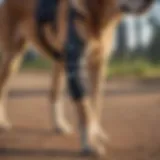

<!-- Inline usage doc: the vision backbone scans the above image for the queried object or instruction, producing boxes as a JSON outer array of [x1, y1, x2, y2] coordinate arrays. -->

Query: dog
[[0, 0, 154, 156]]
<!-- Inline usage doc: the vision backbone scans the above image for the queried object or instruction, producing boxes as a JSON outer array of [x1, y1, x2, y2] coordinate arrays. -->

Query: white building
[[113, 1, 160, 51]]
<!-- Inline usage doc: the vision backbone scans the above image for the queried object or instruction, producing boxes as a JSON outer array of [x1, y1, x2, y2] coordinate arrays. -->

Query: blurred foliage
[[21, 54, 160, 79], [22, 55, 52, 71], [147, 17, 160, 63], [108, 57, 160, 78]]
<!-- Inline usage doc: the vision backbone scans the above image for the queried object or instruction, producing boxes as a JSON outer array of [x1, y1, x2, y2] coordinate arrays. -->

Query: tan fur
[[0, 0, 153, 156], [0, 0, 70, 131]]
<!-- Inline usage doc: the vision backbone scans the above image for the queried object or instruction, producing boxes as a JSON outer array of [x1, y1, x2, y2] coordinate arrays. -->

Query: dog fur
[[0, 0, 154, 156]]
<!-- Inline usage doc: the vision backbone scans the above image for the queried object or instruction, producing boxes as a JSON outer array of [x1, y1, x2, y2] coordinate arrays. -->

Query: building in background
[[114, 0, 160, 55]]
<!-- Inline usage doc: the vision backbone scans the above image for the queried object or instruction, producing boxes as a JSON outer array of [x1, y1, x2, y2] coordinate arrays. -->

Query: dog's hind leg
[[0, 52, 23, 130], [0, 5, 26, 130], [50, 61, 73, 134]]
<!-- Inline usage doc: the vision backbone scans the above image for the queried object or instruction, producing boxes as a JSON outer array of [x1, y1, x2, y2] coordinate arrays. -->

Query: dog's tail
[[35, 0, 63, 61], [36, 22, 63, 61]]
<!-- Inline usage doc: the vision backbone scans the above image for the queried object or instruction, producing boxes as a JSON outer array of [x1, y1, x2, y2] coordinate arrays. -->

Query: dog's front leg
[[65, 39, 107, 156]]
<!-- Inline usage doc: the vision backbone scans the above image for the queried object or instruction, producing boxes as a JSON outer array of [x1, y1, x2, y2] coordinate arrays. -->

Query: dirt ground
[[0, 72, 160, 160]]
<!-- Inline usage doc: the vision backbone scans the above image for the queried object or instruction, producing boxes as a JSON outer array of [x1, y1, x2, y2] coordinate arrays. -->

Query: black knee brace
[[65, 45, 85, 100], [65, 7, 86, 100]]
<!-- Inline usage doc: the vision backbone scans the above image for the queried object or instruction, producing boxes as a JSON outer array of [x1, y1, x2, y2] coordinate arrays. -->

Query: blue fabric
[[36, 0, 58, 29], [64, 7, 86, 100], [35, 0, 63, 60]]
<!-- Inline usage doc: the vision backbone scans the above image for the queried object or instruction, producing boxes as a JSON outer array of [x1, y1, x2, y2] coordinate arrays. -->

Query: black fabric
[[64, 6, 86, 100], [36, 0, 59, 30], [35, 0, 63, 61]]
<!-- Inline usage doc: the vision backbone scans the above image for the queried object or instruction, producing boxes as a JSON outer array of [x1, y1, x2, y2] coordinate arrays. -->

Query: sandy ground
[[0, 72, 160, 160]]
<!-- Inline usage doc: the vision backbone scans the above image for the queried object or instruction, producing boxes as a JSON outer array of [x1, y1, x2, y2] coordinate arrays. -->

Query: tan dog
[[0, 0, 154, 156]]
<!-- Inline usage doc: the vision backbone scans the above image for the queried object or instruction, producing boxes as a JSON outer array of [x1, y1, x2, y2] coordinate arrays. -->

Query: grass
[[22, 56, 52, 71], [21, 56, 160, 79], [108, 58, 160, 79]]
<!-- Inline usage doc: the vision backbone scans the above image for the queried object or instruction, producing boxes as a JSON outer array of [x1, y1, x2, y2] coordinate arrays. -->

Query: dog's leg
[[26, 20, 72, 134], [0, 53, 23, 130], [87, 19, 119, 122], [0, 5, 25, 130], [65, 43, 106, 156], [86, 50, 107, 146], [87, 51, 106, 122], [50, 61, 73, 134]]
